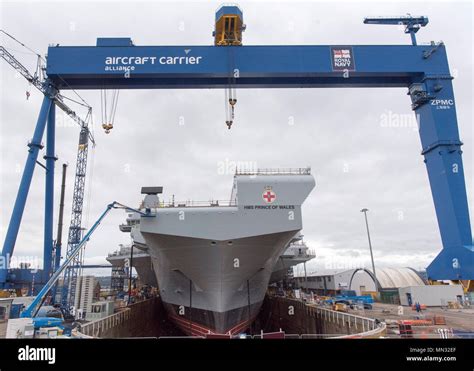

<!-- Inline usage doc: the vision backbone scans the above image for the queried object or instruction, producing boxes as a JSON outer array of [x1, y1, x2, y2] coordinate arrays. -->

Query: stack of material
[[447, 301, 462, 309], [433, 315, 446, 325], [399, 319, 432, 326]]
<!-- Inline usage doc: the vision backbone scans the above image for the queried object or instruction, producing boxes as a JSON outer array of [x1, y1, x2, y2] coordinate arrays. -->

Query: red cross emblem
[[262, 189, 276, 203]]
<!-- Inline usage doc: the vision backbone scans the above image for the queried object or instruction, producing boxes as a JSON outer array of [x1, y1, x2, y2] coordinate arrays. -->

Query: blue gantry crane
[[1, 3, 472, 307], [0, 38, 95, 298]]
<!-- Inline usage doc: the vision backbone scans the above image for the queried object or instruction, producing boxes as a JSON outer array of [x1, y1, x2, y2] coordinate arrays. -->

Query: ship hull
[[270, 255, 314, 283], [107, 251, 158, 287], [163, 301, 263, 336], [144, 231, 298, 335]]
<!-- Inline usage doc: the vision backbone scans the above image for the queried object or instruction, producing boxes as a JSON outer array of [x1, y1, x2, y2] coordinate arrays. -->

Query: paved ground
[[0, 321, 7, 338], [349, 302, 474, 337]]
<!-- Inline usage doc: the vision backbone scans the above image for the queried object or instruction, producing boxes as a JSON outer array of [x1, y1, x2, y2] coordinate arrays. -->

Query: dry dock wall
[[79, 296, 385, 338], [258, 296, 386, 338], [79, 297, 176, 338]]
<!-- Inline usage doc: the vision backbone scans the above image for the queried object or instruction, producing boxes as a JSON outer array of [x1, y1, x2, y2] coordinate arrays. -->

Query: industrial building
[[294, 267, 468, 307], [350, 267, 426, 297], [294, 269, 360, 295], [399, 285, 464, 307], [294, 267, 426, 296], [73, 276, 101, 319]]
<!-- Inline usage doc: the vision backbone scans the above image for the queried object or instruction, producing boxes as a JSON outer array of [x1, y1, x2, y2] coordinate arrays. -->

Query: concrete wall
[[399, 285, 464, 306], [257, 296, 385, 338], [78, 296, 386, 338], [78, 297, 181, 338]]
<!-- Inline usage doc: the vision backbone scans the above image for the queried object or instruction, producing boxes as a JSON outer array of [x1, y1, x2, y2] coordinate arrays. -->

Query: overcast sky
[[0, 0, 472, 277]]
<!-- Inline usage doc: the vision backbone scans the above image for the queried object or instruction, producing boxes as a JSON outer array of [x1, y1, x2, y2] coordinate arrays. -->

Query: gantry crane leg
[[0, 92, 54, 288]]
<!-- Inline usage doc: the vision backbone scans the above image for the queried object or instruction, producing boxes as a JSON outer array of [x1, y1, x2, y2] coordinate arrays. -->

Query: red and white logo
[[333, 49, 351, 59], [262, 188, 276, 204]]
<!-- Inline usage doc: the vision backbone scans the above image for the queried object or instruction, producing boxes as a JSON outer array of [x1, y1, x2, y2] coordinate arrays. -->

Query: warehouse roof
[[350, 267, 426, 289], [375, 267, 426, 288]]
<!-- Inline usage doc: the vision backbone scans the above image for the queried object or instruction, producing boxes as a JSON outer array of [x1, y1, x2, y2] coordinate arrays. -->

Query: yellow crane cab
[[213, 5, 246, 46]]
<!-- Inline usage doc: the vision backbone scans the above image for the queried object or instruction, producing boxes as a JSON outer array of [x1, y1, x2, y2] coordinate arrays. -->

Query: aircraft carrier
[[108, 219, 315, 291], [120, 168, 315, 335]]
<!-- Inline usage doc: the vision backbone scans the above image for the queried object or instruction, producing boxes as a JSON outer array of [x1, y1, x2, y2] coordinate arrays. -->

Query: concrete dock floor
[[349, 302, 474, 337]]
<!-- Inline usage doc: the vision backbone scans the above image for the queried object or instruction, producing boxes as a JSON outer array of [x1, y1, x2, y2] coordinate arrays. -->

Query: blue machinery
[[20, 202, 151, 318], [363, 16, 429, 46], [0, 44, 95, 303], [1, 5, 473, 301]]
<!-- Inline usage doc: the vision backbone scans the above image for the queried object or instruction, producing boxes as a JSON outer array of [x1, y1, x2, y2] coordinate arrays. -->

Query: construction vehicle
[[2, 202, 152, 339]]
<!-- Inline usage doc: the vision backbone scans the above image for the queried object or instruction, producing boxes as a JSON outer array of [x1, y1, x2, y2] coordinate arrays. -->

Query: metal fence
[[160, 199, 237, 208], [305, 304, 386, 338], [235, 167, 311, 176]]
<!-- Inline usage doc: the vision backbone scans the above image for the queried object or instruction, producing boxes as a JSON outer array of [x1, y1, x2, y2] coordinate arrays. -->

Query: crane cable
[[110, 90, 120, 124], [100, 89, 120, 134], [225, 88, 231, 127], [0, 29, 45, 62], [225, 48, 237, 129], [1, 29, 45, 99], [1, 29, 93, 118]]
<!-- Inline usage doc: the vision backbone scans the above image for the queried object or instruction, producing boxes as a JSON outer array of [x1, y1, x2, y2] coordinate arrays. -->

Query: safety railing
[[235, 167, 311, 176], [107, 247, 151, 258], [159, 199, 237, 208], [78, 308, 131, 338], [281, 244, 316, 258], [305, 304, 386, 338]]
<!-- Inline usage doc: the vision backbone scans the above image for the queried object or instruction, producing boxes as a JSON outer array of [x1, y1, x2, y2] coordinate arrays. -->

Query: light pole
[[360, 208, 378, 291]]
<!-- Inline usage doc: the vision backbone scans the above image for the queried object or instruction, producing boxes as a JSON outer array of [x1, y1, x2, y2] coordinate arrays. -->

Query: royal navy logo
[[262, 187, 276, 204], [330, 46, 355, 71]]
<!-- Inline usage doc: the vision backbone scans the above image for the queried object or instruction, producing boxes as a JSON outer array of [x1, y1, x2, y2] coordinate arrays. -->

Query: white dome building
[[350, 267, 426, 296]]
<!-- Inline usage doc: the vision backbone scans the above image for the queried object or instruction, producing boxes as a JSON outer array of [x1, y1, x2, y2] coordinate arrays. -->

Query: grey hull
[[139, 171, 315, 335], [144, 231, 297, 334], [106, 250, 158, 287]]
